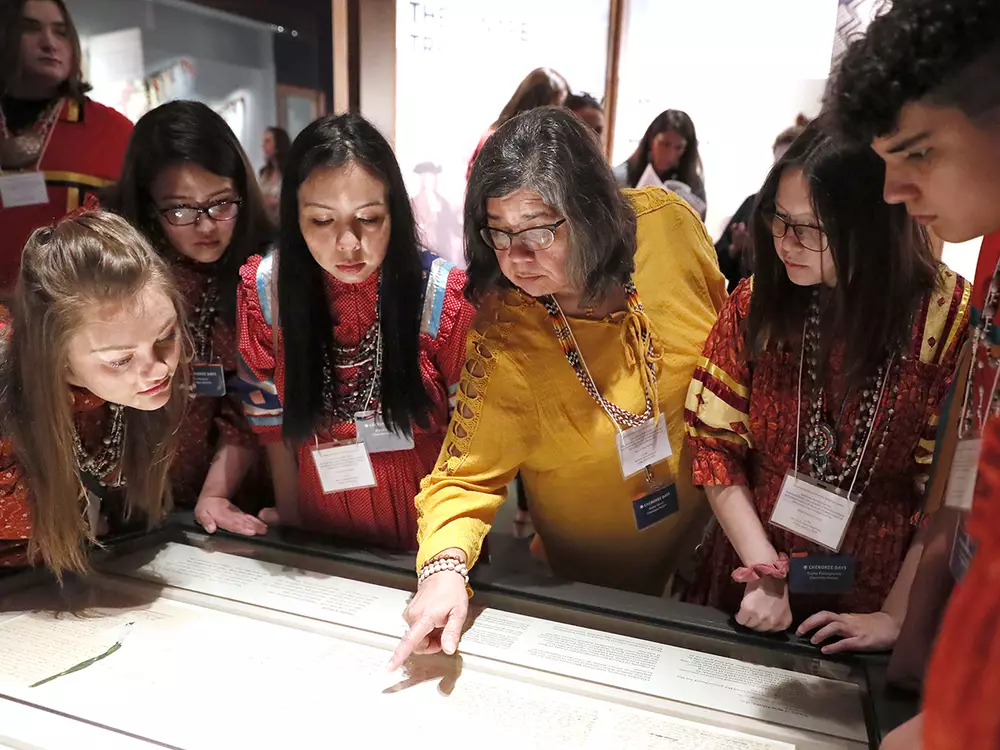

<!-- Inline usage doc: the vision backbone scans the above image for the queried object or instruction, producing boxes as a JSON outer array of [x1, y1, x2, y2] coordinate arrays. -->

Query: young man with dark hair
[[824, 1, 1000, 748]]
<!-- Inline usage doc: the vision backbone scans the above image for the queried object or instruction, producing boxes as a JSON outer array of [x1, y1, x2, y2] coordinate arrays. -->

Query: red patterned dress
[[236, 251, 474, 550], [169, 259, 260, 508], [924, 232, 1000, 749], [0, 389, 123, 567], [684, 273, 970, 620]]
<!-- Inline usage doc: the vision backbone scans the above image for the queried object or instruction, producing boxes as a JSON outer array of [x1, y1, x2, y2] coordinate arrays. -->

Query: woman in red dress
[[0, 0, 133, 289], [0, 210, 187, 573], [684, 123, 970, 653], [237, 113, 474, 549], [104, 101, 273, 536]]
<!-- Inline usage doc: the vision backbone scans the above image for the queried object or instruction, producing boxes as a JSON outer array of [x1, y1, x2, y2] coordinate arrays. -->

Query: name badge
[[632, 482, 678, 530], [0, 172, 49, 208], [192, 362, 227, 398], [950, 516, 976, 581], [944, 438, 982, 511], [354, 411, 415, 454], [770, 472, 856, 552], [311, 441, 376, 494], [788, 554, 855, 594], [616, 413, 673, 478]]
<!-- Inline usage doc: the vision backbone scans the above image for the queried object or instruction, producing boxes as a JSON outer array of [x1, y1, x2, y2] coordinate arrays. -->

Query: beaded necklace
[[540, 279, 659, 430], [798, 292, 899, 495], [959, 258, 1000, 439], [74, 403, 126, 488], [320, 290, 382, 423], [0, 98, 61, 172], [190, 277, 220, 362]]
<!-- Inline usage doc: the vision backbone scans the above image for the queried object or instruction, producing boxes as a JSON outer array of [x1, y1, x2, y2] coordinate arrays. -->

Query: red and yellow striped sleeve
[[685, 277, 754, 486]]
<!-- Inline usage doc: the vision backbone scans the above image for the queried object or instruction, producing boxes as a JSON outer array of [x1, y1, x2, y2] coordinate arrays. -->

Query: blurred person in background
[[715, 115, 810, 292], [0, 0, 132, 289], [466, 67, 569, 181], [614, 109, 707, 219], [565, 91, 604, 139], [259, 126, 290, 229]]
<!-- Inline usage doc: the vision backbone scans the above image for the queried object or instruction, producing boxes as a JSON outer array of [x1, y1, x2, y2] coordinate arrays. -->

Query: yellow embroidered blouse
[[415, 188, 728, 595]]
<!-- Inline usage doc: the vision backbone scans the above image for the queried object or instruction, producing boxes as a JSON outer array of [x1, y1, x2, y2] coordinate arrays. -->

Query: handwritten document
[[0, 592, 799, 750], [106, 543, 867, 743]]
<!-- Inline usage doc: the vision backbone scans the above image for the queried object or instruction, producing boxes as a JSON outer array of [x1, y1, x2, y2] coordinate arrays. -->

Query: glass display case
[[0, 517, 915, 749]]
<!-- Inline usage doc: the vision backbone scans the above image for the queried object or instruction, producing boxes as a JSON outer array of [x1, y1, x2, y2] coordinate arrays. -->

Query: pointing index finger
[[387, 616, 436, 672]]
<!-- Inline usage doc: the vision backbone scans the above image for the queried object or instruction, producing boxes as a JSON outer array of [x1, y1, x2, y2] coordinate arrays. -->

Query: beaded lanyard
[[794, 294, 897, 499], [959, 257, 1000, 439], [0, 99, 61, 173], [540, 279, 659, 431]]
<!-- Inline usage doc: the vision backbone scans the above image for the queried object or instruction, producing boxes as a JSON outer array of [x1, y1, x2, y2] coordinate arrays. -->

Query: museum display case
[[0, 518, 915, 749]]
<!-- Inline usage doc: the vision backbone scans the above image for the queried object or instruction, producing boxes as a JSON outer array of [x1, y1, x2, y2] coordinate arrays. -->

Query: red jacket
[[0, 97, 132, 289]]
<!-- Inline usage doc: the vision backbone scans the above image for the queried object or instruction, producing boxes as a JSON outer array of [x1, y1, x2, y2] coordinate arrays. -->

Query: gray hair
[[463, 106, 637, 305]]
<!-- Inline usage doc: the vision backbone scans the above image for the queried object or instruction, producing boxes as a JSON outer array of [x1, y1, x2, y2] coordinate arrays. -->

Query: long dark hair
[[746, 122, 939, 383], [465, 107, 636, 306], [0, 0, 89, 100], [626, 109, 704, 194], [494, 67, 569, 129], [260, 126, 291, 177], [103, 101, 272, 323], [278, 113, 432, 442]]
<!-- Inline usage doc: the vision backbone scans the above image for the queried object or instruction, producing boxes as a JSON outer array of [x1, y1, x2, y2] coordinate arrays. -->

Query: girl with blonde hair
[[0, 210, 188, 575]]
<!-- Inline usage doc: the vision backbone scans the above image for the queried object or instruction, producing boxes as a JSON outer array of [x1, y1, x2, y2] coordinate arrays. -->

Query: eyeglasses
[[157, 200, 242, 227], [769, 212, 828, 253], [480, 219, 566, 252]]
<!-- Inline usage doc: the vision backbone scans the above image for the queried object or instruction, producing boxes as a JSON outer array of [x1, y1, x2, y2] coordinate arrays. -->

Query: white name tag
[[616, 413, 673, 478], [0, 172, 49, 208], [944, 438, 982, 511], [355, 411, 415, 454], [310, 441, 376, 494], [770, 472, 856, 552]]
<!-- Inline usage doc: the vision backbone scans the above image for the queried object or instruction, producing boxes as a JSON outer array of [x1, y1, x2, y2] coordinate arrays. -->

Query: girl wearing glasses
[[684, 122, 970, 653], [104, 101, 273, 537], [237, 114, 474, 547]]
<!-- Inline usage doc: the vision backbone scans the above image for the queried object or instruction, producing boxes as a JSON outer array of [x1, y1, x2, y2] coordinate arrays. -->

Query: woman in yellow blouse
[[389, 107, 726, 669]]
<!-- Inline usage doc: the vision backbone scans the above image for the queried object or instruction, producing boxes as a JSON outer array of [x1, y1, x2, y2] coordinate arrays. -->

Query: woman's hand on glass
[[194, 495, 268, 536], [737, 577, 793, 632], [797, 610, 901, 654], [387, 567, 469, 672]]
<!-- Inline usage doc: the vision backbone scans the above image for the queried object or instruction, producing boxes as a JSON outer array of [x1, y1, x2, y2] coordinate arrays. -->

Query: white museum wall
[[395, 0, 611, 265], [612, 0, 840, 241]]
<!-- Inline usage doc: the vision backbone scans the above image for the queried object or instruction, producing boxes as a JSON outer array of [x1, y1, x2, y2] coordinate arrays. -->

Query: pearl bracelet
[[417, 556, 469, 586]]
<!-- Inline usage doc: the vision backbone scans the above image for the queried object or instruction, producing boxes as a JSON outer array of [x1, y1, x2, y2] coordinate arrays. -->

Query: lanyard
[[541, 279, 659, 434]]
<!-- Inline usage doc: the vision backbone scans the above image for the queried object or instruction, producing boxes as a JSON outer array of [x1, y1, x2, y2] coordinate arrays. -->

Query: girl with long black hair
[[104, 100, 273, 536], [237, 113, 474, 548]]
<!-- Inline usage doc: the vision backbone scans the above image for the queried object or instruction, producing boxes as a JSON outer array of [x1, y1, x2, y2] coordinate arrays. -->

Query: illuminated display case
[[0, 518, 915, 749]]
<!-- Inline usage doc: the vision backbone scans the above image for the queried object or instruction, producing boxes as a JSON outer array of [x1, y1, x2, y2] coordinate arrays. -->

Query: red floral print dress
[[684, 273, 970, 620]]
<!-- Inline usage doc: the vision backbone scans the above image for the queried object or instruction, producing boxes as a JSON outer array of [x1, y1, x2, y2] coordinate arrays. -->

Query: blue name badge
[[632, 483, 678, 531], [192, 363, 227, 398], [788, 555, 855, 595], [951, 516, 977, 582]]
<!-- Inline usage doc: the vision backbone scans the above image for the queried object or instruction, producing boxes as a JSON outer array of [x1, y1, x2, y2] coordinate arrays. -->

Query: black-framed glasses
[[157, 200, 242, 227], [769, 211, 828, 253], [480, 219, 566, 252]]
